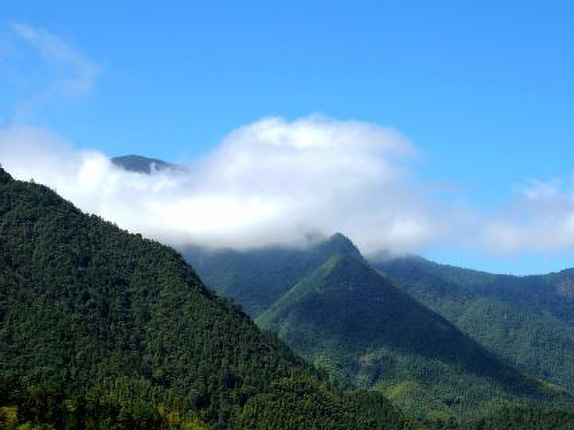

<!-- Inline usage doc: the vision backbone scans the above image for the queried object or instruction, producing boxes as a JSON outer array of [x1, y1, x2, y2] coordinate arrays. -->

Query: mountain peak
[[112, 154, 180, 174], [318, 232, 363, 260]]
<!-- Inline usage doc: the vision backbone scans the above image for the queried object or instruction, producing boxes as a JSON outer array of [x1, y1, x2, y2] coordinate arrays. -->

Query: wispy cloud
[[484, 177, 574, 253], [2, 23, 102, 121], [12, 23, 102, 96]]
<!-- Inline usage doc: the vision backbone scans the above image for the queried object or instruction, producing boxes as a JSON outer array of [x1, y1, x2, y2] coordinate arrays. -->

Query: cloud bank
[[0, 116, 439, 253], [1, 116, 574, 257]]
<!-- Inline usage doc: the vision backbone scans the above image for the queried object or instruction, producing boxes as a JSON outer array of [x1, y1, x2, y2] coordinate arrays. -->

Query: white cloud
[[2, 25, 573, 265], [484, 178, 574, 253], [518, 178, 563, 200], [3, 115, 574, 258], [0, 116, 438, 253]]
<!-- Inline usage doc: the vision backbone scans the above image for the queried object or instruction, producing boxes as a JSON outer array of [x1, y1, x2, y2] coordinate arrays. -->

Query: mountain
[[186, 235, 568, 422], [0, 167, 415, 430], [255, 252, 563, 421], [184, 233, 362, 316], [371, 255, 574, 394], [93, 153, 574, 425], [112, 154, 184, 174]]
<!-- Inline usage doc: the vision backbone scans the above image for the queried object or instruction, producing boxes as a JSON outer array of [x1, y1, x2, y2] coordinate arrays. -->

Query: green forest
[[372, 255, 574, 395]]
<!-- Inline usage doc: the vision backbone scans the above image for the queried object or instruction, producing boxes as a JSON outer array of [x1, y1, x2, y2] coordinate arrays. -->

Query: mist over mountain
[[0, 119, 441, 255], [100, 153, 574, 422]]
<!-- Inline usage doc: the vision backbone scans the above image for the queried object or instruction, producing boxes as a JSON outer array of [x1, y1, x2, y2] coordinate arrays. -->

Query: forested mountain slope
[[372, 255, 574, 325], [0, 167, 415, 430], [186, 233, 568, 422], [371, 255, 574, 394], [82, 154, 574, 427], [463, 405, 574, 430], [255, 252, 565, 421]]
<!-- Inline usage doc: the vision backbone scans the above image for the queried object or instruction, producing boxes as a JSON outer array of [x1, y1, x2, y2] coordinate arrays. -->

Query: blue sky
[[1, 1, 574, 274]]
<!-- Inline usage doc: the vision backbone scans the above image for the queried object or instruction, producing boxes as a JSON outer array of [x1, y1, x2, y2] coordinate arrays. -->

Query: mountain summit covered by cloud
[[0, 116, 438, 253], [3, 113, 574, 263]]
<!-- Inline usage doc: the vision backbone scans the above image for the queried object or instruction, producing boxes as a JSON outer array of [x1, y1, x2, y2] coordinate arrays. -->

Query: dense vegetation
[[371, 255, 574, 394], [0, 167, 415, 430], [232, 375, 420, 430], [256, 253, 564, 421], [463, 405, 574, 430], [187, 235, 570, 423]]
